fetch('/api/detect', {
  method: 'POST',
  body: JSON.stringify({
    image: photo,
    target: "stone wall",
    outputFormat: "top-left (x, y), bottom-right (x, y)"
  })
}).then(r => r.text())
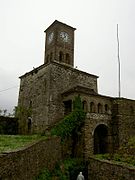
top-left (112, 98), bottom-right (135, 148)
top-left (0, 116), bottom-right (18, 134)
top-left (18, 61), bottom-right (98, 134)
top-left (18, 64), bottom-right (51, 134)
top-left (48, 62), bottom-right (98, 125)
top-left (0, 137), bottom-right (61, 180)
top-left (88, 157), bottom-right (135, 180)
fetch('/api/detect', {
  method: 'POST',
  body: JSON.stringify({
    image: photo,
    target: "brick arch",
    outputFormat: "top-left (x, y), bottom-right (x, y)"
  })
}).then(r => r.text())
top-left (93, 124), bottom-right (109, 154)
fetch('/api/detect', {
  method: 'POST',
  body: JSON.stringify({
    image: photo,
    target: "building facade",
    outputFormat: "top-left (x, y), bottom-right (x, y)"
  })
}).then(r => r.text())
top-left (18, 20), bottom-right (135, 157)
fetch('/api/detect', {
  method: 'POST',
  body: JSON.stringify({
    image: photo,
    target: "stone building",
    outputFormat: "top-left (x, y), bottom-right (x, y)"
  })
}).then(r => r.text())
top-left (18, 20), bottom-right (135, 157)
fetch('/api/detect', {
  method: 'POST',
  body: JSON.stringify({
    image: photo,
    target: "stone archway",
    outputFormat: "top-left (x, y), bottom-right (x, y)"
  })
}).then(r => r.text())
top-left (94, 124), bottom-right (108, 154)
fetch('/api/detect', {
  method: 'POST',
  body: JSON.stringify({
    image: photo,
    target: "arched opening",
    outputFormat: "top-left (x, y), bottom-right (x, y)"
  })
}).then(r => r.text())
top-left (82, 101), bottom-right (88, 112)
top-left (28, 117), bottom-right (32, 133)
top-left (65, 53), bottom-right (70, 64)
top-left (90, 102), bottom-right (95, 113)
top-left (105, 104), bottom-right (109, 114)
top-left (94, 124), bottom-right (108, 154)
top-left (59, 51), bottom-right (64, 62)
top-left (98, 103), bottom-right (103, 113)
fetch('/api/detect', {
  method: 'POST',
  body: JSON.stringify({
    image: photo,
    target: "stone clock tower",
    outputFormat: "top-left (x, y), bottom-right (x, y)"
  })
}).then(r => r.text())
top-left (44, 20), bottom-right (76, 67)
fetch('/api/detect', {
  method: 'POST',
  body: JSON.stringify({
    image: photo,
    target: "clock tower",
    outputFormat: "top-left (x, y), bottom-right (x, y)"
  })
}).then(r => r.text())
top-left (44, 20), bottom-right (76, 67)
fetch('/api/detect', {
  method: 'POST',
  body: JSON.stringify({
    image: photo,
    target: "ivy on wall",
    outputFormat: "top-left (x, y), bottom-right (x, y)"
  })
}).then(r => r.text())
top-left (15, 106), bottom-right (32, 118)
top-left (51, 95), bottom-right (86, 141)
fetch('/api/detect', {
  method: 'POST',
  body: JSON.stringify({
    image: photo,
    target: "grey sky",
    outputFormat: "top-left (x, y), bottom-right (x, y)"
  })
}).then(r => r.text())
top-left (0, 0), bottom-right (135, 112)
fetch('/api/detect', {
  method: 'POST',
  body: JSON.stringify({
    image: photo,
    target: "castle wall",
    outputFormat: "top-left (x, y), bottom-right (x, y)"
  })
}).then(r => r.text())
top-left (63, 92), bottom-right (114, 158)
top-left (47, 62), bottom-right (98, 125)
top-left (113, 98), bottom-right (135, 147)
top-left (0, 137), bottom-right (61, 180)
top-left (18, 64), bottom-right (51, 134)
top-left (88, 157), bottom-right (135, 180)
top-left (82, 95), bottom-right (113, 159)
top-left (18, 62), bottom-right (98, 134)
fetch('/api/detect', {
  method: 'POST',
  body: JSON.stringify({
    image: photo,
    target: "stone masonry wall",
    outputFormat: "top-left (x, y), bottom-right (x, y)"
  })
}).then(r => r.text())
top-left (48, 62), bottom-right (98, 125)
top-left (113, 98), bottom-right (135, 147)
top-left (0, 137), bottom-right (61, 180)
top-left (18, 62), bottom-right (98, 134)
top-left (88, 157), bottom-right (135, 180)
top-left (18, 64), bottom-right (51, 134)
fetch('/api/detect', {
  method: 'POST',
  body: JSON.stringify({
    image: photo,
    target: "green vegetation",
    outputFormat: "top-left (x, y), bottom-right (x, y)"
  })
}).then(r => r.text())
top-left (0, 135), bottom-right (45, 153)
top-left (95, 136), bottom-right (135, 167)
top-left (51, 95), bottom-right (86, 141)
top-left (95, 153), bottom-right (135, 166)
top-left (37, 97), bottom-right (87, 179)
top-left (121, 136), bottom-right (135, 150)
top-left (36, 158), bottom-right (88, 180)
top-left (15, 106), bottom-right (32, 118)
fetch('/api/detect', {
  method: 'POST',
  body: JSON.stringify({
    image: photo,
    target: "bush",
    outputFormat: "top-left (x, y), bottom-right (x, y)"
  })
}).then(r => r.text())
top-left (36, 168), bottom-right (52, 180)
top-left (36, 158), bottom-right (88, 180)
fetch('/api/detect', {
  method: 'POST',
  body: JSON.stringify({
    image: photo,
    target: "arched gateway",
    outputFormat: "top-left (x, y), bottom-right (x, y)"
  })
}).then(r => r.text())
top-left (94, 124), bottom-right (108, 154)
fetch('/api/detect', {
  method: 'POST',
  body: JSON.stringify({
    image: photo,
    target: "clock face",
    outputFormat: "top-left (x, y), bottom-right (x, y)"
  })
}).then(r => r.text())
top-left (60, 31), bottom-right (70, 42)
top-left (48, 32), bottom-right (54, 44)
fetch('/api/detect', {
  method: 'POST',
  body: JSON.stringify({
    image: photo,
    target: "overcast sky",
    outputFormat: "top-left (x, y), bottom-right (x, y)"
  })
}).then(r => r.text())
top-left (0, 0), bottom-right (135, 113)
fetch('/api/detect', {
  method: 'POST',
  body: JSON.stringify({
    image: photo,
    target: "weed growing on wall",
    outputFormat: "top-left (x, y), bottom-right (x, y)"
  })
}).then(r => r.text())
top-left (51, 95), bottom-right (86, 141)
top-left (15, 106), bottom-right (32, 118)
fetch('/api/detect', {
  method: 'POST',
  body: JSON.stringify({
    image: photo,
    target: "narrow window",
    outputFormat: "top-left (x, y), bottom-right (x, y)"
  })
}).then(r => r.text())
top-left (59, 51), bottom-right (64, 62)
top-left (66, 53), bottom-right (70, 64)
top-left (82, 101), bottom-right (88, 112)
top-left (105, 104), bottom-right (109, 113)
top-left (63, 100), bottom-right (72, 115)
top-left (50, 52), bottom-right (53, 61)
top-left (90, 102), bottom-right (95, 113)
top-left (28, 117), bottom-right (32, 133)
top-left (98, 103), bottom-right (103, 113)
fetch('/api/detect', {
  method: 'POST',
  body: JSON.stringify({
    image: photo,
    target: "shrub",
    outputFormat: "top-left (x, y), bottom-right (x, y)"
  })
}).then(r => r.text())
top-left (51, 96), bottom-right (86, 141)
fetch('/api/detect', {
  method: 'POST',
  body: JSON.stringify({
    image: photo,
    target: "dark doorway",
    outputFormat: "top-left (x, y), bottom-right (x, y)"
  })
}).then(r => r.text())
top-left (28, 117), bottom-right (32, 133)
top-left (94, 124), bottom-right (108, 154)
top-left (63, 100), bottom-right (72, 115)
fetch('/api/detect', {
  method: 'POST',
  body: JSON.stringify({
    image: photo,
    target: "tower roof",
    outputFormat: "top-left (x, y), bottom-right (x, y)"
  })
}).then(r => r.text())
top-left (44, 20), bottom-right (76, 32)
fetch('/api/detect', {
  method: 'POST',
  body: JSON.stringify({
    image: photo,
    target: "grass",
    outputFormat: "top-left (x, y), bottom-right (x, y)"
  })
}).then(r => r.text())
top-left (95, 153), bottom-right (135, 167)
top-left (0, 135), bottom-right (46, 153)
top-left (95, 136), bottom-right (135, 167)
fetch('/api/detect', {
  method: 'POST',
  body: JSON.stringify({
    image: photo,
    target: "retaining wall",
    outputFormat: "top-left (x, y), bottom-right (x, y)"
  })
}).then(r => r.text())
top-left (0, 137), bottom-right (61, 180)
top-left (88, 157), bottom-right (135, 180)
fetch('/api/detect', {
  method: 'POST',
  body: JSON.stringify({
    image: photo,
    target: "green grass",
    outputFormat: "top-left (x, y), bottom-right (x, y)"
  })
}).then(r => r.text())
top-left (95, 153), bottom-right (135, 167)
top-left (94, 136), bottom-right (135, 167)
top-left (0, 135), bottom-right (46, 153)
